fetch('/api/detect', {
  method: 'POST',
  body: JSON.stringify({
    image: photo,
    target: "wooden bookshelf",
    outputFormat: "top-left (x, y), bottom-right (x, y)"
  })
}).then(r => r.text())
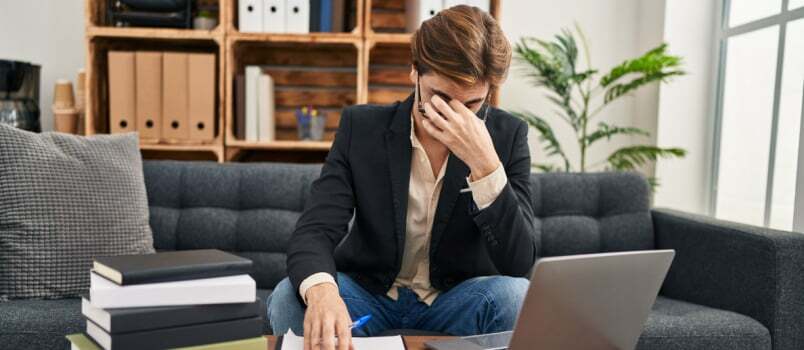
top-left (84, 0), bottom-right (501, 163)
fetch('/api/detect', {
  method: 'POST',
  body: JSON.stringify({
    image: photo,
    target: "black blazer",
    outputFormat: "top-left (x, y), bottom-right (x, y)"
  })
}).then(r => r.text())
top-left (287, 93), bottom-right (538, 298)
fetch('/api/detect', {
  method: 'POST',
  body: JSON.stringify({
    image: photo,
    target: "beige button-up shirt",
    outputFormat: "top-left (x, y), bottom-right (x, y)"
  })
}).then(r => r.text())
top-left (299, 115), bottom-right (508, 305)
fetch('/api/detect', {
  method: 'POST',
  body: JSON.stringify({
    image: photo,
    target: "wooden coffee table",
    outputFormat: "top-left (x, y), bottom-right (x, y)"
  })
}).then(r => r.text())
top-left (265, 335), bottom-right (454, 350)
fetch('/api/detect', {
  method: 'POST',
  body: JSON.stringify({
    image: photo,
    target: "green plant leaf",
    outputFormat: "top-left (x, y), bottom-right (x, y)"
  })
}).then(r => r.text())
top-left (600, 43), bottom-right (685, 103)
top-left (584, 122), bottom-right (651, 147)
top-left (532, 163), bottom-right (560, 172)
top-left (512, 111), bottom-right (572, 171)
top-left (607, 145), bottom-right (686, 171)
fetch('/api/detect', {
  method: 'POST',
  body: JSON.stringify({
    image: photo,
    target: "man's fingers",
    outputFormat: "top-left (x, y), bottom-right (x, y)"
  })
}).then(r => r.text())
top-left (448, 99), bottom-right (478, 123)
top-left (421, 118), bottom-right (448, 144)
top-left (430, 95), bottom-right (459, 121)
top-left (423, 102), bottom-right (450, 132)
top-left (308, 319), bottom-right (322, 350)
top-left (322, 315), bottom-right (336, 350)
top-left (303, 316), bottom-right (312, 350)
top-left (336, 318), bottom-right (352, 350)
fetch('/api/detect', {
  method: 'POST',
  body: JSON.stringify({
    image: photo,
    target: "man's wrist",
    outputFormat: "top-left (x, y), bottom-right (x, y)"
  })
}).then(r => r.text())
top-left (299, 272), bottom-right (337, 304)
top-left (305, 282), bottom-right (338, 303)
top-left (469, 158), bottom-right (501, 181)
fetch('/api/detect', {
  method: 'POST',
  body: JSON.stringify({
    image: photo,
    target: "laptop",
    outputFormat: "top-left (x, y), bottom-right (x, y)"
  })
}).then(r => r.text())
top-left (426, 250), bottom-right (675, 350)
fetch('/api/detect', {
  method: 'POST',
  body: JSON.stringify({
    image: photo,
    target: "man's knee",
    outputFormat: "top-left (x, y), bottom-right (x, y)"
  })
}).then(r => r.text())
top-left (469, 276), bottom-right (529, 330)
top-left (267, 277), bottom-right (305, 335)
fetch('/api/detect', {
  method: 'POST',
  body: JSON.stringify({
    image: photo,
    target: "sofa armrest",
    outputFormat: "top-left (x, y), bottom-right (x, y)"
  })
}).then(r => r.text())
top-left (652, 208), bottom-right (804, 350)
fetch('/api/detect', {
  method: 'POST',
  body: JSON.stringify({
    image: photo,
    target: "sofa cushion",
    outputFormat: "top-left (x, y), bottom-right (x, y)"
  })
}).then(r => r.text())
top-left (0, 298), bottom-right (82, 350)
top-left (530, 172), bottom-right (655, 257)
top-left (0, 125), bottom-right (154, 301)
top-left (142, 160), bottom-right (322, 290)
top-left (637, 297), bottom-right (771, 350)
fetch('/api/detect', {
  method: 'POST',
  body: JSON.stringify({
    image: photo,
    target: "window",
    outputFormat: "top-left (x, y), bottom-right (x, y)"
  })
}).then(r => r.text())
top-left (712, 1), bottom-right (804, 230)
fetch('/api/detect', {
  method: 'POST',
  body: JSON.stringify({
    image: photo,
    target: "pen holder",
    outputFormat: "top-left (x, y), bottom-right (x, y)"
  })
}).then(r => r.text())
top-left (310, 114), bottom-right (326, 141)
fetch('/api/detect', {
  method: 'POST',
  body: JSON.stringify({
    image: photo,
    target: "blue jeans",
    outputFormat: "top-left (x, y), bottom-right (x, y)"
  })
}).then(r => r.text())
top-left (267, 273), bottom-right (529, 336)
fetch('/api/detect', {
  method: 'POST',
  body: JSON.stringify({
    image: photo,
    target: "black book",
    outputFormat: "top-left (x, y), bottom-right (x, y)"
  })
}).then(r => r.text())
top-left (93, 249), bottom-right (252, 285)
top-left (85, 316), bottom-right (264, 350)
top-left (81, 295), bottom-right (265, 334)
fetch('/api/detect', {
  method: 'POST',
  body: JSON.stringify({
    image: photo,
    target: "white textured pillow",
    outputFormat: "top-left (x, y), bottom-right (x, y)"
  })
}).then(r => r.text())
top-left (0, 124), bottom-right (154, 300)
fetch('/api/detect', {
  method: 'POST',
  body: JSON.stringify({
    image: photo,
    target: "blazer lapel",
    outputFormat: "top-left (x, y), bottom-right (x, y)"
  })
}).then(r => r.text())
top-left (430, 153), bottom-right (470, 254)
top-left (385, 94), bottom-right (414, 268)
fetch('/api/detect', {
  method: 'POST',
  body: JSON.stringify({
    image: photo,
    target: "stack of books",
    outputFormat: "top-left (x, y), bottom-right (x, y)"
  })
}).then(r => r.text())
top-left (66, 249), bottom-right (266, 350)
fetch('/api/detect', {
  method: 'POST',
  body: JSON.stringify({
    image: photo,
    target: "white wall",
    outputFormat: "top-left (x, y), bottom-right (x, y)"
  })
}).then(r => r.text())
top-left (0, 0), bottom-right (85, 132)
top-left (652, 0), bottom-right (718, 215)
top-left (499, 0), bottom-right (666, 179)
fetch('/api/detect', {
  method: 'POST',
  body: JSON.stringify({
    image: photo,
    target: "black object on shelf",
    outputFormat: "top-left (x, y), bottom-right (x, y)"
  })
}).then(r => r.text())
top-left (0, 59), bottom-right (41, 132)
top-left (107, 0), bottom-right (193, 29)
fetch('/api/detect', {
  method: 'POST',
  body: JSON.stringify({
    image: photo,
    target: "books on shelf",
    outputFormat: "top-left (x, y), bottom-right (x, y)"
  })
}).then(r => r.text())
top-left (238, 0), bottom-right (351, 34)
top-left (68, 249), bottom-right (262, 350)
top-left (244, 65), bottom-right (276, 142)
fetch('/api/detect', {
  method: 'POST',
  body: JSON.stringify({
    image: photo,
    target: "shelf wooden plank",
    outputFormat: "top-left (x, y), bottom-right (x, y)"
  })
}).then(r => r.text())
top-left (86, 26), bottom-right (220, 41)
top-left (229, 31), bottom-right (362, 44)
top-left (140, 142), bottom-right (222, 152)
top-left (367, 32), bottom-right (412, 45)
top-left (227, 140), bottom-right (332, 151)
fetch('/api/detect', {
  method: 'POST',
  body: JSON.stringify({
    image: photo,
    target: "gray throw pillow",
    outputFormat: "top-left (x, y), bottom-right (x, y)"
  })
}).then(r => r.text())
top-left (0, 124), bottom-right (154, 301)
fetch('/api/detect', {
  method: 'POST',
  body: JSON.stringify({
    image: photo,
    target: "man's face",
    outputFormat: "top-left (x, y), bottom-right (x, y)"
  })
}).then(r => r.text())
top-left (410, 68), bottom-right (490, 121)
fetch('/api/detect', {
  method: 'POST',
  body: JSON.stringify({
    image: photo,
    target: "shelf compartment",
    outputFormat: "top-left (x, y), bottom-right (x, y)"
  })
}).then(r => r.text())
top-left (85, 36), bottom-right (224, 144)
top-left (224, 0), bottom-right (363, 36)
top-left (86, 0), bottom-right (222, 31)
top-left (225, 39), bottom-right (360, 146)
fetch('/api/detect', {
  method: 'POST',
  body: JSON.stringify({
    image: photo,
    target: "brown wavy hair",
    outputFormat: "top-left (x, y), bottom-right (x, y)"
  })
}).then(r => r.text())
top-left (411, 5), bottom-right (512, 89)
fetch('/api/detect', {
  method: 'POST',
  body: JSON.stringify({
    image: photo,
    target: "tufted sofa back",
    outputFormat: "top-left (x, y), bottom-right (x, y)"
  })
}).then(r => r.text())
top-left (530, 171), bottom-right (655, 257)
top-left (142, 160), bottom-right (322, 290)
top-left (142, 161), bottom-right (655, 290)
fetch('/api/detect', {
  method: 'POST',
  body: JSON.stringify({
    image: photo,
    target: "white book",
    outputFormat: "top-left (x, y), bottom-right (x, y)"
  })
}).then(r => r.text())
top-left (263, 0), bottom-right (286, 33)
top-left (89, 272), bottom-right (256, 309)
top-left (285, 0), bottom-right (310, 34)
top-left (239, 0), bottom-right (264, 32)
top-left (257, 73), bottom-right (276, 142)
top-left (405, 0), bottom-right (442, 32)
top-left (245, 66), bottom-right (261, 142)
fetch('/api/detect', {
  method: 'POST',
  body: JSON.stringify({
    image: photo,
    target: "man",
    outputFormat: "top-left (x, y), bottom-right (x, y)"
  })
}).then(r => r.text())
top-left (267, 5), bottom-right (537, 350)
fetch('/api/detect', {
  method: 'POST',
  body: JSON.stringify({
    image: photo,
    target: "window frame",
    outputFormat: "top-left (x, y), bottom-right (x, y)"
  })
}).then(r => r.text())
top-left (710, 0), bottom-right (804, 228)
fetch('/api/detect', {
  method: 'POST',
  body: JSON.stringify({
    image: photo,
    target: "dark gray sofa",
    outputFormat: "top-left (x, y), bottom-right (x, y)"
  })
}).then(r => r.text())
top-left (1, 160), bottom-right (801, 349)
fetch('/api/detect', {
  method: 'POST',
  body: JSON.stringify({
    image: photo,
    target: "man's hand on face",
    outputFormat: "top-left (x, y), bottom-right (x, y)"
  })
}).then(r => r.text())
top-left (304, 283), bottom-right (354, 350)
top-left (420, 94), bottom-right (502, 181)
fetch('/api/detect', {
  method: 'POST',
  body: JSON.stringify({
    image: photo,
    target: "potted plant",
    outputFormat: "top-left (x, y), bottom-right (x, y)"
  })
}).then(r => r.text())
top-left (512, 26), bottom-right (687, 188)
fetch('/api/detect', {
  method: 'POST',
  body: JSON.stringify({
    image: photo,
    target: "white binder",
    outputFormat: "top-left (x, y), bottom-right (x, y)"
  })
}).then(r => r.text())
top-left (285, 0), bottom-right (310, 34)
top-left (405, 0), bottom-right (442, 32)
top-left (263, 0), bottom-right (287, 33)
top-left (245, 66), bottom-right (260, 142)
top-left (238, 0), bottom-right (263, 32)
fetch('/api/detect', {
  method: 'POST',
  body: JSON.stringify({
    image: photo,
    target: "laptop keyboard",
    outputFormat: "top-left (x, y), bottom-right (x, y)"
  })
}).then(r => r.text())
top-left (463, 331), bottom-right (513, 349)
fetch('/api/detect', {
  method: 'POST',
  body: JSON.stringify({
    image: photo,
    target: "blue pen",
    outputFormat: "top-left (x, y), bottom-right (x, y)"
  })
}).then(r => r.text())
top-left (350, 314), bottom-right (372, 330)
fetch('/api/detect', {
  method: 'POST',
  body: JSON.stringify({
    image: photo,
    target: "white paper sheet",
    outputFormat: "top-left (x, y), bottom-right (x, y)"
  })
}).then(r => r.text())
top-left (282, 330), bottom-right (405, 350)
